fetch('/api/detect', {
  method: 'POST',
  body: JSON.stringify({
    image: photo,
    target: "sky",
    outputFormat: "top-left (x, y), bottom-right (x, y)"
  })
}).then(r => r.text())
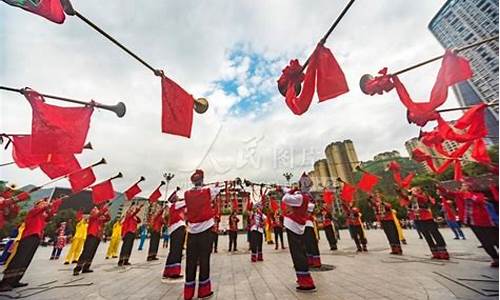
top-left (0, 0), bottom-right (464, 194)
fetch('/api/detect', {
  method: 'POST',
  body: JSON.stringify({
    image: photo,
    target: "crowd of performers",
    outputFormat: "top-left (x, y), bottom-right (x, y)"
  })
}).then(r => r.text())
top-left (0, 170), bottom-right (497, 299)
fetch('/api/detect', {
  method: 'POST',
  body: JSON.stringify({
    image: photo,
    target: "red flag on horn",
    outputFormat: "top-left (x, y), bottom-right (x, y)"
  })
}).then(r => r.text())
top-left (340, 183), bottom-right (356, 203)
top-left (1, 0), bottom-right (66, 23)
top-left (148, 186), bottom-right (162, 203)
top-left (39, 155), bottom-right (81, 179)
top-left (69, 166), bottom-right (96, 192)
top-left (25, 89), bottom-right (93, 155)
top-left (161, 75), bottom-right (194, 138)
top-left (11, 135), bottom-right (49, 169)
top-left (357, 172), bottom-right (379, 193)
top-left (125, 183), bottom-right (142, 201)
top-left (92, 180), bottom-right (115, 205)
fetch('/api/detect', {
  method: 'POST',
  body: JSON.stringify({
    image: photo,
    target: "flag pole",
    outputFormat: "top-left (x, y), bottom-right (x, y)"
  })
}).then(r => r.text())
top-left (436, 101), bottom-right (498, 113)
top-left (0, 86), bottom-right (126, 118)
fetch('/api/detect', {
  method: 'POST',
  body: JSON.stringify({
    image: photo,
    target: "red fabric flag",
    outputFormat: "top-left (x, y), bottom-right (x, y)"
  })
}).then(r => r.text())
top-left (489, 184), bottom-right (499, 203)
top-left (471, 138), bottom-right (491, 165)
top-left (25, 89), bottom-right (93, 155)
top-left (91, 180), bottom-right (115, 205)
top-left (437, 104), bottom-right (487, 143)
top-left (280, 200), bottom-right (286, 212)
top-left (340, 183), bottom-right (356, 203)
top-left (323, 189), bottom-right (334, 206)
top-left (68, 166), bottom-right (96, 192)
top-left (400, 173), bottom-right (415, 189)
top-left (280, 44), bottom-right (348, 115)
top-left (124, 183), bottom-right (142, 201)
top-left (11, 135), bottom-right (49, 169)
top-left (392, 50), bottom-right (473, 126)
top-left (270, 197), bottom-right (279, 212)
top-left (357, 172), bottom-right (379, 193)
top-left (453, 160), bottom-right (463, 181)
top-left (39, 155), bottom-right (81, 179)
top-left (148, 186), bottom-right (162, 203)
top-left (2, 0), bottom-right (65, 23)
top-left (161, 75), bottom-right (194, 138)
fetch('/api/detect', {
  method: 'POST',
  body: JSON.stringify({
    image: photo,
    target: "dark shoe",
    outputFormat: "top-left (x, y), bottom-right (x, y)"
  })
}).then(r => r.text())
top-left (146, 257), bottom-right (152, 261)
top-left (72, 260), bottom-right (78, 264)
top-left (275, 247), bottom-right (278, 250)
top-left (112, 256), bottom-right (118, 258)
top-left (12, 282), bottom-right (28, 288)
top-left (152, 257), bottom-right (159, 260)
top-left (491, 260), bottom-right (498, 268)
top-left (73, 270), bottom-right (80, 276)
top-left (453, 237), bottom-right (460, 240)
top-left (402, 240), bottom-right (407, 245)
top-left (281, 247), bottom-right (286, 250)
top-left (124, 262), bottom-right (131, 266)
top-left (234, 249), bottom-right (238, 251)
top-left (331, 245), bottom-right (338, 251)
top-left (106, 257), bottom-right (110, 259)
top-left (50, 257), bottom-right (55, 260)
top-left (82, 269), bottom-right (93, 273)
top-left (362, 246), bottom-right (368, 252)
top-left (296, 286), bottom-right (316, 293)
top-left (0, 282), bottom-right (13, 292)
top-left (64, 261), bottom-right (70, 265)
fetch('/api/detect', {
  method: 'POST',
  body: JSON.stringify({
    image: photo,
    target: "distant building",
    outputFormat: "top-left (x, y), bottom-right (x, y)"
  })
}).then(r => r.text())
top-left (324, 140), bottom-right (359, 184)
top-left (405, 137), bottom-right (436, 173)
top-left (313, 159), bottom-right (331, 188)
top-left (373, 150), bottom-right (401, 161)
top-left (428, 0), bottom-right (499, 144)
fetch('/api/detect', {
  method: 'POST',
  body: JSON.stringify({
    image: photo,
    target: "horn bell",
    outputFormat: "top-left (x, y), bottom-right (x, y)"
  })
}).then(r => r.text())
top-left (359, 74), bottom-right (374, 95)
top-left (194, 98), bottom-right (209, 114)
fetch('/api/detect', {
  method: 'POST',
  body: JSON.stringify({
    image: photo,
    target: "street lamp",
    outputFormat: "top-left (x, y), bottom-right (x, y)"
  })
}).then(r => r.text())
top-left (283, 172), bottom-right (293, 185)
top-left (162, 172), bottom-right (175, 204)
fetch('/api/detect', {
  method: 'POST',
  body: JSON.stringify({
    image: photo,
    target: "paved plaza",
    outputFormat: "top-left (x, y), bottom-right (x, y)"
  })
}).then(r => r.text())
top-left (0, 227), bottom-right (497, 300)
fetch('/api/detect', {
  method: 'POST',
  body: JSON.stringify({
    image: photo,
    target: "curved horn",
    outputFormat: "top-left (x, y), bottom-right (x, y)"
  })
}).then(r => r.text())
top-left (160, 181), bottom-right (166, 186)
top-left (113, 172), bottom-right (124, 179)
top-left (96, 101), bottom-right (126, 118)
top-left (359, 74), bottom-right (374, 95)
top-left (83, 142), bottom-right (93, 150)
top-left (139, 176), bottom-right (146, 182)
top-left (194, 98), bottom-right (209, 114)
top-left (278, 82), bottom-right (302, 97)
top-left (94, 158), bottom-right (107, 166)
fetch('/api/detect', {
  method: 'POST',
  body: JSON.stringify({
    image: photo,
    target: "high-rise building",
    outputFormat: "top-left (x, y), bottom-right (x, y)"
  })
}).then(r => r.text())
top-left (405, 137), bottom-right (436, 173)
top-left (428, 0), bottom-right (499, 144)
top-left (324, 140), bottom-right (359, 183)
top-left (313, 159), bottom-right (331, 188)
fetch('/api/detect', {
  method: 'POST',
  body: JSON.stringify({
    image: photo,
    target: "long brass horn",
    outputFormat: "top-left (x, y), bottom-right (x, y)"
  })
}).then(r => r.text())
top-left (194, 98), bottom-right (209, 114)
top-left (97, 101), bottom-right (126, 118)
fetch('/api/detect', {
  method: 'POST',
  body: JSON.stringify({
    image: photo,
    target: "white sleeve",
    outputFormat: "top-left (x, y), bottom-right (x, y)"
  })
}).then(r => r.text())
top-left (282, 192), bottom-right (303, 207)
top-left (209, 187), bottom-right (222, 200)
top-left (307, 202), bottom-right (315, 212)
top-left (175, 200), bottom-right (186, 209)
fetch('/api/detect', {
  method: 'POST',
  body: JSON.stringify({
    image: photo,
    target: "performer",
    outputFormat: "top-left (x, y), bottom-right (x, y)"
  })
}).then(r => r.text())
top-left (442, 183), bottom-right (498, 267)
top-left (0, 198), bottom-right (61, 291)
top-left (3, 223), bottom-right (25, 268)
top-left (163, 190), bottom-right (186, 280)
top-left (0, 193), bottom-right (21, 230)
top-left (249, 205), bottom-right (266, 262)
top-left (0, 227), bottom-right (18, 265)
top-left (272, 211), bottom-right (285, 250)
top-left (148, 204), bottom-right (165, 261)
top-left (137, 224), bottom-right (148, 251)
top-left (228, 210), bottom-right (239, 252)
top-left (369, 191), bottom-right (402, 255)
top-left (409, 187), bottom-right (449, 260)
top-left (322, 210), bottom-right (338, 251)
top-left (50, 221), bottom-right (67, 260)
top-left (438, 190), bottom-right (465, 240)
top-left (183, 169), bottom-right (221, 300)
top-left (393, 210), bottom-right (407, 244)
top-left (106, 218), bottom-right (121, 259)
top-left (73, 205), bottom-right (110, 275)
top-left (342, 202), bottom-right (367, 252)
top-left (304, 194), bottom-right (321, 268)
top-left (281, 173), bottom-right (316, 292)
top-left (211, 214), bottom-right (220, 253)
top-left (162, 226), bottom-right (170, 248)
top-left (65, 214), bottom-right (87, 264)
top-left (118, 203), bottom-right (143, 266)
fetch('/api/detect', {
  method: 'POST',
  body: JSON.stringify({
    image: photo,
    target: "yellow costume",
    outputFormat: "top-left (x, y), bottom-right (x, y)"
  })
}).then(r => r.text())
top-left (65, 219), bottom-right (88, 263)
top-left (265, 221), bottom-right (272, 243)
top-left (5, 223), bottom-right (25, 268)
top-left (392, 209), bottom-right (406, 243)
top-left (106, 221), bottom-right (122, 258)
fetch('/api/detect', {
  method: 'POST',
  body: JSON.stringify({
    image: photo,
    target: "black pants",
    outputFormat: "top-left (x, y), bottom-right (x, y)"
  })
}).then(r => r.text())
top-left (324, 225), bottom-right (337, 249)
top-left (381, 220), bottom-right (401, 247)
top-left (51, 247), bottom-right (63, 259)
top-left (211, 232), bottom-right (218, 252)
top-left (185, 229), bottom-right (212, 284)
top-left (417, 220), bottom-right (446, 252)
top-left (164, 226), bottom-right (185, 277)
top-left (118, 232), bottom-right (135, 265)
top-left (274, 227), bottom-right (284, 248)
top-left (304, 226), bottom-right (320, 257)
top-left (1, 235), bottom-right (40, 285)
top-left (148, 231), bottom-right (161, 259)
top-left (470, 225), bottom-right (499, 260)
top-left (348, 225), bottom-right (367, 250)
top-left (228, 231), bottom-right (238, 251)
top-left (249, 230), bottom-right (263, 257)
top-left (74, 235), bottom-right (100, 272)
top-left (286, 229), bottom-right (308, 273)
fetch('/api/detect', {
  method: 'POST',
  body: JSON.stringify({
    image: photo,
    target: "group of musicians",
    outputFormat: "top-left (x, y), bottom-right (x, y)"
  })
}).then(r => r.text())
top-left (0, 170), bottom-right (498, 299)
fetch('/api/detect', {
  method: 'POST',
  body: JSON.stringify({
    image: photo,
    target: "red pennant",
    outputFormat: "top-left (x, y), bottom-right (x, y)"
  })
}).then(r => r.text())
top-left (340, 183), bottom-right (356, 203)
top-left (75, 209), bottom-right (83, 221)
top-left (39, 155), bottom-right (81, 179)
top-left (453, 160), bottom-right (463, 181)
top-left (316, 45), bottom-right (349, 101)
top-left (323, 189), bottom-right (334, 206)
top-left (148, 186), bottom-right (162, 203)
top-left (489, 184), bottom-right (499, 202)
top-left (11, 135), bottom-right (49, 169)
top-left (357, 172), bottom-right (379, 193)
top-left (471, 138), bottom-right (491, 164)
top-left (69, 167), bottom-right (96, 192)
top-left (25, 89), bottom-right (93, 155)
top-left (392, 50), bottom-right (473, 126)
top-left (124, 183), bottom-right (142, 201)
top-left (270, 197), bottom-right (279, 212)
top-left (161, 75), bottom-right (194, 138)
top-left (91, 180), bottom-right (115, 205)
top-left (2, 0), bottom-right (65, 23)
top-left (280, 199), bottom-right (286, 212)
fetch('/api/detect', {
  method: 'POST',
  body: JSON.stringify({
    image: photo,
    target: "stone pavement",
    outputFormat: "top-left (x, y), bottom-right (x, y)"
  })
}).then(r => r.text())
top-left (0, 227), bottom-right (497, 300)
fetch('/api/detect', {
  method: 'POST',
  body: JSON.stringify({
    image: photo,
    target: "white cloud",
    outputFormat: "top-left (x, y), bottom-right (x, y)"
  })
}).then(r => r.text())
top-left (0, 0), bottom-right (460, 192)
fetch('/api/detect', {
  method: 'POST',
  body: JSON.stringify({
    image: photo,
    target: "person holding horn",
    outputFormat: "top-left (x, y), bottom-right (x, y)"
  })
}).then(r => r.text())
top-left (183, 169), bottom-right (222, 300)
top-left (342, 201), bottom-right (368, 252)
top-left (118, 203), bottom-right (143, 266)
top-left (162, 188), bottom-right (186, 280)
top-left (280, 173), bottom-right (316, 293)
top-left (0, 198), bottom-right (62, 291)
top-left (65, 212), bottom-right (88, 264)
top-left (105, 218), bottom-right (121, 259)
top-left (228, 210), bottom-right (239, 252)
top-left (368, 190), bottom-right (402, 255)
top-left (73, 205), bottom-right (110, 275)
top-left (147, 203), bottom-right (166, 261)
top-left (249, 203), bottom-right (266, 262)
